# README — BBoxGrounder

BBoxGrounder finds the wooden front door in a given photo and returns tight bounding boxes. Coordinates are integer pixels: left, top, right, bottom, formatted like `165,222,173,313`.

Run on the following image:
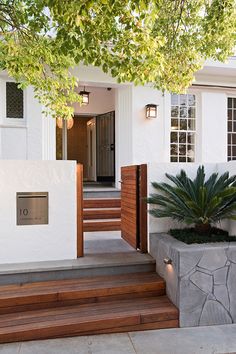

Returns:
121,164,147,253
96,111,115,182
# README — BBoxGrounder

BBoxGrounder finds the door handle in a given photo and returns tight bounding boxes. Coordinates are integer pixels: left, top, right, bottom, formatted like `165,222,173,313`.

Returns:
110,144,115,151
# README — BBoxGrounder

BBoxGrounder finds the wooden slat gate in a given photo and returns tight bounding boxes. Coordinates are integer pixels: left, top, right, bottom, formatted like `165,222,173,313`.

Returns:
121,164,147,253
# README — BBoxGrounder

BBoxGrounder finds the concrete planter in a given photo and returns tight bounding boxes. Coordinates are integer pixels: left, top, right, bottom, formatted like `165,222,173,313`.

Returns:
150,233,236,327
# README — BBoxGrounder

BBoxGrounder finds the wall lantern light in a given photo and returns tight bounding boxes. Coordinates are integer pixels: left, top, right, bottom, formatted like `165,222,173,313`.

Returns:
163,257,172,265
146,104,158,119
56,117,74,130
79,86,90,105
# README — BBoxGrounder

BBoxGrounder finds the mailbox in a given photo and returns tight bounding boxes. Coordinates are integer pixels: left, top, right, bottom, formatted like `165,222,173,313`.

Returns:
17,192,49,225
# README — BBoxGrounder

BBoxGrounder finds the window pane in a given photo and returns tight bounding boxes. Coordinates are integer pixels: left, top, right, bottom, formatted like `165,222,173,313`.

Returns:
187,133,195,144
170,144,178,156
228,98,233,109
179,132,186,143
188,95,195,106
188,119,195,130
171,156,178,162
171,132,178,143
180,95,187,106
179,144,186,155
171,94,179,105
180,107,187,118
180,119,187,130
187,145,195,159
188,107,195,118
233,146,236,157
6,82,23,118
171,119,179,130
228,109,233,120
232,134,236,144
233,98,236,109
171,106,179,117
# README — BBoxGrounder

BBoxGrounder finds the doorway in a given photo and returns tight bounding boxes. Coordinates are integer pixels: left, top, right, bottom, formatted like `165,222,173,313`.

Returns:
56,112,115,185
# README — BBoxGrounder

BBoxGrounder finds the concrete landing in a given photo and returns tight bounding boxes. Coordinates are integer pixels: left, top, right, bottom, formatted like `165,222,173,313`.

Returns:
1,324,236,353
0,232,155,284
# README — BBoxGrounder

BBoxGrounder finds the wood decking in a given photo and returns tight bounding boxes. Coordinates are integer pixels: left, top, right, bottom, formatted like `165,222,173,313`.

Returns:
83,198,121,231
0,272,178,343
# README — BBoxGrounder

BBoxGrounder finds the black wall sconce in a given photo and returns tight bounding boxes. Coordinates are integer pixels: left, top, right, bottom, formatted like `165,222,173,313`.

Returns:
79,86,90,105
146,104,158,119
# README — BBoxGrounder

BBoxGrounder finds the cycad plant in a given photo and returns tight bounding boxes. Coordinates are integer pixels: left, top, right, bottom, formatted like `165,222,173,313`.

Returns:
148,166,236,234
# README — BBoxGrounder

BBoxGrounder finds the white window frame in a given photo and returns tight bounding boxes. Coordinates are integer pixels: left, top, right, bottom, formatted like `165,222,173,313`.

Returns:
227,96,236,161
170,92,197,163
1,78,26,127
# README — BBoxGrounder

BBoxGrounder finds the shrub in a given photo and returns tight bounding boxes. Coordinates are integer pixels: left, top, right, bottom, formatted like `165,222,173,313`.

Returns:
147,166,236,234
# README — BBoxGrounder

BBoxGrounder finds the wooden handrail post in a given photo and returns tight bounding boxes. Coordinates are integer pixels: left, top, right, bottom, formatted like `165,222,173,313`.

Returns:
77,164,84,257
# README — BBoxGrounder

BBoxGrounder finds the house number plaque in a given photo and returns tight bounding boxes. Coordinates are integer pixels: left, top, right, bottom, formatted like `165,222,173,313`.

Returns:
17,192,49,225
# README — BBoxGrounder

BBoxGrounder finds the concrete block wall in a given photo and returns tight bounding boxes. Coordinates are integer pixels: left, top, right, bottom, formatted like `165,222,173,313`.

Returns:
150,233,236,327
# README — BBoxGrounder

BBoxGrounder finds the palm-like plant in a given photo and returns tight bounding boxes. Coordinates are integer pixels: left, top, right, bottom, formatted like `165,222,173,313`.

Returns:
148,166,236,234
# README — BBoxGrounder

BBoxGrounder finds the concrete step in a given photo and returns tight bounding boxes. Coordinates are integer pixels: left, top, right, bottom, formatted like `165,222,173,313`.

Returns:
84,220,121,232
83,190,121,199
0,256,156,285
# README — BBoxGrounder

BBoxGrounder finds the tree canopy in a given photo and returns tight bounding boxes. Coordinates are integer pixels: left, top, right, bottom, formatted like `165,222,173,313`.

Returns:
0,0,235,119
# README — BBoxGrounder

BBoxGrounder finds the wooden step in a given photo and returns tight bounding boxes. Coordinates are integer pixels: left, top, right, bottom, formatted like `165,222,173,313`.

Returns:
83,208,121,220
0,296,178,343
84,198,121,209
83,220,121,231
0,273,165,314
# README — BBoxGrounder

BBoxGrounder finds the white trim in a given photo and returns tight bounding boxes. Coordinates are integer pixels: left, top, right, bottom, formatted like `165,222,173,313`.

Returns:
2,79,27,127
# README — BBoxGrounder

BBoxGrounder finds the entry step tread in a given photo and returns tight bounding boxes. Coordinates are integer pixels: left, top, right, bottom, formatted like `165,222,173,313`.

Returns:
84,199,121,209
0,272,165,309
83,209,121,220
83,220,121,231
0,296,178,343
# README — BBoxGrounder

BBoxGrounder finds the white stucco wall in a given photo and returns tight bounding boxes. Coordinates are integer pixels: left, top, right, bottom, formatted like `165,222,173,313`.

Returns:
131,86,170,164
201,92,227,163
148,162,236,235
0,160,77,264
0,79,44,161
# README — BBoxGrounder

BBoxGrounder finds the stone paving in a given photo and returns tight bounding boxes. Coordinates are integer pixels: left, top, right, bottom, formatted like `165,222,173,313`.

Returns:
1,325,236,354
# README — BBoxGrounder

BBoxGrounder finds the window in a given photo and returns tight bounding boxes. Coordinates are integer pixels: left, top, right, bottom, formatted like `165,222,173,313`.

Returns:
228,98,236,161
170,93,196,162
6,82,24,119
